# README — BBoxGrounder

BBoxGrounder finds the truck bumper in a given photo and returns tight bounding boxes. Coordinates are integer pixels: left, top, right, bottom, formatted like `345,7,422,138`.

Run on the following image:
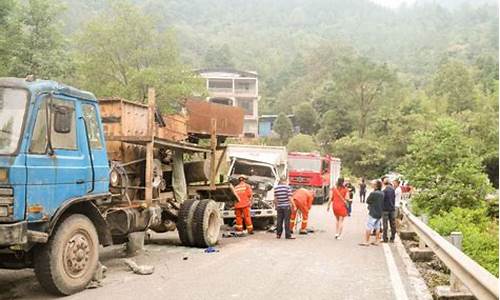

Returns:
221,209,276,219
0,221,27,247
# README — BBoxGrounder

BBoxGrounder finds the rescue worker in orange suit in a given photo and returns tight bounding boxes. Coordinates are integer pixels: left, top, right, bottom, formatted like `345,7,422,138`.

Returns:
290,188,314,234
233,175,254,234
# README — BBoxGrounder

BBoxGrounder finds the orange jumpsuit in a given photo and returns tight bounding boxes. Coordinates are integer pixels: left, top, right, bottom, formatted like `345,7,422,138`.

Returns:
233,181,254,233
290,188,314,233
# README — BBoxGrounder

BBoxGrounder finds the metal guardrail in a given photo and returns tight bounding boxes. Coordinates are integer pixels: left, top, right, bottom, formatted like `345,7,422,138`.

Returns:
401,202,499,300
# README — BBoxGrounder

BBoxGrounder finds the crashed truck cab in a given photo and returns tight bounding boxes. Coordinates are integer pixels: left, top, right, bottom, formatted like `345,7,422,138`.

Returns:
0,77,110,249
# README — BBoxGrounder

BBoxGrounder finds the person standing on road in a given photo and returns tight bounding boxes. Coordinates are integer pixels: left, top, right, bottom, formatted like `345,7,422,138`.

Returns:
382,178,396,242
290,187,314,235
359,180,384,246
233,175,254,235
359,178,367,203
327,177,349,240
345,178,355,216
393,179,403,229
274,177,295,239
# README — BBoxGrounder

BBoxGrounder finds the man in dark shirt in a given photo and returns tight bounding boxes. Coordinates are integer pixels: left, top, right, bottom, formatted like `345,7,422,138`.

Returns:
359,178,367,203
359,180,384,246
382,178,397,242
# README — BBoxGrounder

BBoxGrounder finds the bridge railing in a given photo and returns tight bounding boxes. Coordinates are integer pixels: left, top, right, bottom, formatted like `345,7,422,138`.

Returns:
401,201,499,300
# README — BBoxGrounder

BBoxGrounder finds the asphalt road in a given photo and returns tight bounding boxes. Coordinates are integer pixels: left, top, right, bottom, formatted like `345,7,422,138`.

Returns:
0,199,420,300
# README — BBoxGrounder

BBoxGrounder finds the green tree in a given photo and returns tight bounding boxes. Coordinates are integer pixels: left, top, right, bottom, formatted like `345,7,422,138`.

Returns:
431,60,475,114
330,135,387,179
74,1,203,111
334,56,397,137
273,113,293,144
0,0,18,75
402,118,492,215
293,102,317,135
204,44,234,68
316,108,354,148
8,0,70,78
287,134,318,152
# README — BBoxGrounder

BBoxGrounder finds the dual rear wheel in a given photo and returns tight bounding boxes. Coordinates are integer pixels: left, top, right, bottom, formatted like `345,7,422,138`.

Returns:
177,199,221,248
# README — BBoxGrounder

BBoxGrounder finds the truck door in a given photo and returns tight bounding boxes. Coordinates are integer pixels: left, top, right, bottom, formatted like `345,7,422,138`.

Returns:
81,102,108,194
25,95,91,221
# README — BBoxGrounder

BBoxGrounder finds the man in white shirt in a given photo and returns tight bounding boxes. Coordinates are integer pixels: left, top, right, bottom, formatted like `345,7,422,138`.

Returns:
393,179,403,229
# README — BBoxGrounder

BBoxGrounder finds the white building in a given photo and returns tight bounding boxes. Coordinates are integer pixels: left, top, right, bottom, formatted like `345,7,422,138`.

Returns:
197,68,260,137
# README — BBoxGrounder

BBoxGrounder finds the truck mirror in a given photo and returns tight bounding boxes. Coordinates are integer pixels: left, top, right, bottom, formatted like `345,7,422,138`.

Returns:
265,183,273,191
53,104,73,134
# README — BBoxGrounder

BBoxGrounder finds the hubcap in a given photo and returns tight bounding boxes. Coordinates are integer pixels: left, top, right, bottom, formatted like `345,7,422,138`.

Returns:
63,232,92,279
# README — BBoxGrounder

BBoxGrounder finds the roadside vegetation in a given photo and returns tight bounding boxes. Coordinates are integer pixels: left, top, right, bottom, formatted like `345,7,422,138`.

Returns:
0,0,497,275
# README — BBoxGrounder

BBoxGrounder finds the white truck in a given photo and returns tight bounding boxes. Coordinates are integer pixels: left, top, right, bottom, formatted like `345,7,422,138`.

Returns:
221,144,288,228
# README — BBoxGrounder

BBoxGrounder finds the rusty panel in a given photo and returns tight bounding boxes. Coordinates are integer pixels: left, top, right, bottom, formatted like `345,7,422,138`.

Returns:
99,98,187,141
186,99,244,137
99,97,188,160
157,114,188,142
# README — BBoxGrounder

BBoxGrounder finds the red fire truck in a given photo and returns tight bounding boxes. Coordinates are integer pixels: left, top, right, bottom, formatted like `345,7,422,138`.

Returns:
288,152,341,204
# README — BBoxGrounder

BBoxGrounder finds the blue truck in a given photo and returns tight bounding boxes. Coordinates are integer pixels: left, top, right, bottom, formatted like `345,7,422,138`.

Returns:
0,77,237,295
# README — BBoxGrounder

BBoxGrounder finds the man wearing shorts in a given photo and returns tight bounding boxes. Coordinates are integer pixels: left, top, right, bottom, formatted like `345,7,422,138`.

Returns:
359,180,384,246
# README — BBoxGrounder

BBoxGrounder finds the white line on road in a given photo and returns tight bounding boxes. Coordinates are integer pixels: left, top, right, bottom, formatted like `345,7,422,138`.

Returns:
383,243,410,300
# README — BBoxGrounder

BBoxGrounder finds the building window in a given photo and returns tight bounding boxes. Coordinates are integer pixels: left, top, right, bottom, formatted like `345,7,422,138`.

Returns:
237,99,254,116
208,79,232,92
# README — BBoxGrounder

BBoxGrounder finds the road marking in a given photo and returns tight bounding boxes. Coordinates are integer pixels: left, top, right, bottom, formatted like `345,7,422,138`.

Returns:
383,243,410,300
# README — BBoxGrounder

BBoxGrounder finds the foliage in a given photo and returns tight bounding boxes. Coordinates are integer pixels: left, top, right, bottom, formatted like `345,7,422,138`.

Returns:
330,135,387,179
333,56,398,137
273,113,293,144
430,207,499,276
1,0,70,78
431,60,475,114
73,1,204,112
204,44,234,68
293,102,317,135
402,118,493,215
287,134,318,152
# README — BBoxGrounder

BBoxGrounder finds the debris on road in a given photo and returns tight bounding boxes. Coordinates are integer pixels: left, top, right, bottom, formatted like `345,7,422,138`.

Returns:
87,262,108,289
123,259,155,275
222,231,247,238
204,247,220,253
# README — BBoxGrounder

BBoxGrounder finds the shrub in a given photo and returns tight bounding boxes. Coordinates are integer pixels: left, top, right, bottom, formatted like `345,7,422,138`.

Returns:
430,207,499,277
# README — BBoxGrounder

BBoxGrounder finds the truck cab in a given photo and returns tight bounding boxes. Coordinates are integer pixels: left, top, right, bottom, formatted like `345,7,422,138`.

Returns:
221,145,287,228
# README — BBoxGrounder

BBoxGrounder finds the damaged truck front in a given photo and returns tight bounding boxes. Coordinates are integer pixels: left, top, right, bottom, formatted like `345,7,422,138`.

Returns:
0,77,243,296
221,145,287,228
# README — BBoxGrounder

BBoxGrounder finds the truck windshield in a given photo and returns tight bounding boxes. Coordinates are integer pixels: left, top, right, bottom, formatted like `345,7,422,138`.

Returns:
288,158,321,172
0,88,28,155
233,161,274,178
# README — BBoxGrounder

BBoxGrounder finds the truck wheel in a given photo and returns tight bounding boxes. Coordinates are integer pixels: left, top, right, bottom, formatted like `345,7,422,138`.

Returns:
34,214,99,295
176,199,199,246
192,199,221,248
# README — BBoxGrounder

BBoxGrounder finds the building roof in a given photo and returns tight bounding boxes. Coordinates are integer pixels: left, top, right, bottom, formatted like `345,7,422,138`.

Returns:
197,68,258,79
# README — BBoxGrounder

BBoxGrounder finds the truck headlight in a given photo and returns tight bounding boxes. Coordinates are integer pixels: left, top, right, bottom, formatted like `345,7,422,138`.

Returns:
0,168,7,182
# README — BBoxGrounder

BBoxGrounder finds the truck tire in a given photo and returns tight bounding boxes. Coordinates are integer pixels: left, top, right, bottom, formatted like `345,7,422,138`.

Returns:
176,199,199,246
34,214,99,295
192,199,221,248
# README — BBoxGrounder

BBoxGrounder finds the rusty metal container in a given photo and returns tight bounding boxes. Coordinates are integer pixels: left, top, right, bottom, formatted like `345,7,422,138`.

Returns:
185,99,244,138
98,98,188,142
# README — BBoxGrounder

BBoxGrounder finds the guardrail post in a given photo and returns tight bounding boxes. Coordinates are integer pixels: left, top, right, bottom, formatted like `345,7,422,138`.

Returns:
449,232,465,292
418,215,428,249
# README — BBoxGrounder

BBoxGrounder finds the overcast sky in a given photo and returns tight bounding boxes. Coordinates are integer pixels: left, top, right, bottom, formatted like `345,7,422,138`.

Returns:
370,0,417,8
